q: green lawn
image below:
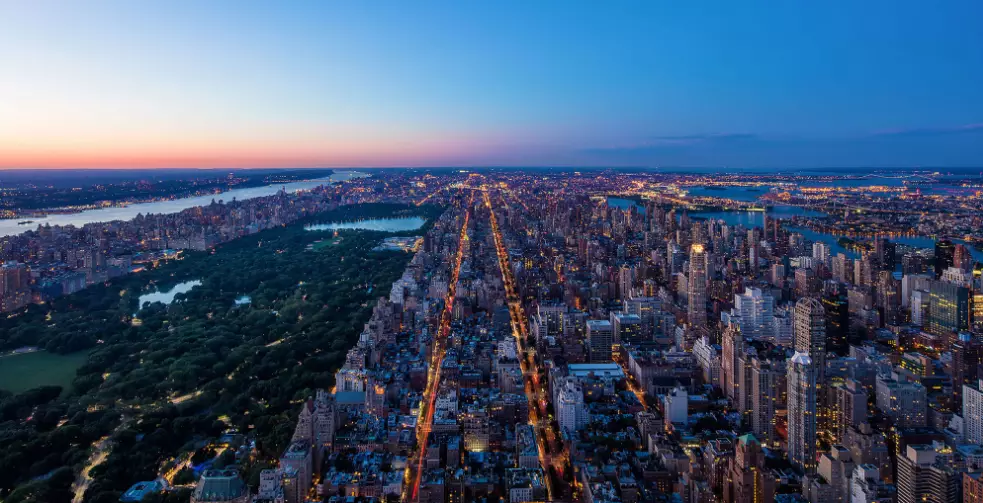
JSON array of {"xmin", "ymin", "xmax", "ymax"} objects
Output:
[
  {"xmin": 311, "ymin": 237, "xmax": 343, "ymax": 250},
  {"xmin": 0, "ymin": 350, "xmax": 89, "ymax": 394}
]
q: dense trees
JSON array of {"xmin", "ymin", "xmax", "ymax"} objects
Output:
[{"xmin": 0, "ymin": 203, "xmax": 442, "ymax": 503}]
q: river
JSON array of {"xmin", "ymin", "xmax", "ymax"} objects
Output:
[{"xmin": 0, "ymin": 171, "xmax": 368, "ymax": 238}]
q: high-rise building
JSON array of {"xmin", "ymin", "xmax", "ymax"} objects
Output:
[
  {"xmin": 822, "ymin": 296, "xmax": 850, "ymax": 355},
  {"xmin": 874, "ymin": 238, "xmax": 896, "ymax": 271},
  {"xmin": 0, "ymin": 261, "xmax": 32, "ymax": 313},
  {"xmin": 732, "ymin": 287, "xmax": 775, "ymax": 341},
  {"xmin": 964, "ymin": 379, "xmax": 983, "ymax": 445},
  {"xmin": 750, "ymin": 355, "xmax": 786, "ymax": 449},
  {"xmin": 721, "ymin": 324, "xmax": 744, "ymax": 403},
  {"xmin": 832, "ymin": 253, "xmax": 853, "ymax": 284},
  {"xmin": 723, "ymin": 434, "xmax": 775, "ymax": 503},
  {"xmin": 795, "ymin": 267, "xmax": 818, "ymax": 297},
  {"xmin": 279, "ymin": 439, "xmax": 312, "ymax": 502},
  {"xmin": 911, "ymin": 289, "xmax": 931, "ymax": 327},
  {"xmin": 693, "ymin": 335, "xmax": 721, "ymax": 387},
  {"xmin": 788, "ymin": 352, "xmax": 818, "ymax": 472},
  {"xmin": 876, "ymin": 270, "xmax": 901, "ymax": 326},
  {"xmin": 902, "ymin": 253, "xmax": 928, "ymax": 275},
  {"xmin": 966, "ymin": 472, "xmax": 983, "ymax": 503},
  {"xmin": 935, "ymin": 239, "xmax": 956, "ymax": 278},
  {"xmin": 874, "ymin": 372, "xmax": 927, "ymax": 428},
  {"xmin": 896, "ymin": 444, "xmax": 960, "ymax": 503},
  {"xmin": 833, "ymin": 379, "xmax": 867, "ymax": 440},
  {"xmin": 851, "ymin": 465, "xmax": 894, "ymax": 503},
  {"xmin": 817, "ymin": 445, "xmax": 855, "ymax": 503},
  {"xmin": 688, "ymin": 244, "xmax": 708, "ymax": 327},
  {"xmin": 952, "ymin": 333, "xmax": 983, "ymax": 412},
  {"xmin": 794, "ymin": 298, "xmax": 827, "ymax": 385},
  {"xmin": 556, "ymin": 378, "xmax": 588, "ymax": 434},
  {"xmin": 955, "ymin": 243, "xmax": 974, "ymax": 272},
  {"xmin": 624, "ymin": 296, "xmax": 661, "ymax": 338},
  {"xmin": 813, "ymin": 242, "xmax": 831, "ymax": 266},
  {"xmin": 586, "ymin": 319, "xmax": 614, "ymax": 362},
  {"xmin": 927, "ymin": 280, "xmax": 970, "ymax": 335},
  {"xmin": 610, "ymin": 312, "xmax": 642, "ymax": 346},
  {"xmin": 855, "ymin": 256, "xmax": 874, "ymax": 287}
]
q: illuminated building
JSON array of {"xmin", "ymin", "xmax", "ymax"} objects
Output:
[
  {"xmin": 934, "ymin": 239, "xmax": 955, "ymax": 278},
  {"xmin": 750, "ymin": 355, "xmax": 786, "ymax": 449},
  {"xmin": 874, "ymin": 372, "xmax": 927, "ymax": 428},
  {"xmin": 586, "ymin": 319, "xmax": 614, "ymax": 362},
  {"xmin": 952, "ymin": 333, "xmax": 983, "ymax": 412},
  {"xmin": 732, "ymin": 287, "xmax": 775, "ymax": 341},
  {"xmin": 794, "ymin": 298, "xmax": 827, "ymax": 385},
  {"xmin": 723, "ymin": 434, "xmax": 775, "ymax": 503},
  {"xmin": 927, "ymin": 280, "xmax": 970, "ymax": 335},
  {"xmin": 721, "ymin": 324, "xmax": 744, "ymax": 403},
  {"xmin": 191, "ymin": 469, "xmax": 250, "ymax": 503},
  {"xmin": 788, "ymin": 352, "xmax": 818, "ymax": 473},
  {"xmin": 896, "ymin": 444, "xmax": 959, "ymax": 503},
  {"xmin": 687, "ymin": 244, "xmax": 708, "ymax": 327}
]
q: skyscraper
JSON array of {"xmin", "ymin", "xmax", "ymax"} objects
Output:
[
  {"xmin": 750, "ymin": 355, "xmax": 786, "ymax": 449},
  {"xmin": 927, "ymin": 280, "xmax": 970, "ymax": 336},
  {"xmin": 874, "ymin": 238, "xmax": 896, "ymax": 271},
  {"xmin": 556, "ymin": 378, "xmax": 588, "ymax": 435},
  {"xmin": 586, "ymin": 319, "xmax": 614, "ymax": 362},
  {"xmin": 721, "ymin": 324, "xmax": 744, "ymax": 403},
  {"xmin": 788, "ymin": 352, "xmax": 818, "ymax": 472},
  {"xmin": 935, "ymin": 239, "xmax": 955, "ymax": 278},
  {"xmin": 688, "ymin": 244, "xmax": 707, "ymax": 327},
  {"xmin": 723, "ymin": 434, "xmax": 776, "ymax": 503},
  {"xmin": 794, "ymin": 297, "xmax": 827, "ymax": 384},
  {"xmin": 896, "ymin": 445, "xmax": 960, "ymax": 503},
  {"xmin": 733, "ymin": 287, "xmax": 775, "ymax": 341},
  {"xmin": 952, "ymin": 333, "xmax": 983, "ymax": 412},
  {"xmin": 964, "ymin": 379, "xmax": 983, "ymax": 445}
]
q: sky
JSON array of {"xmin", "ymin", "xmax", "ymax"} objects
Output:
[{"xmin": 1, "ymin": 1, "xmax": 982, "ymax": 169}]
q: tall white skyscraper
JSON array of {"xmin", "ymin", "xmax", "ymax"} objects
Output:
[
  {"xmin": 788, "ymin": 352, "xmax": 818, "ymax": 472},
  {"xmin": 556, "ymin": 378, "xmax": 588, "ymax": 434},
  {"xmin": 813, "ymin": 242, "xmax": 831, "ymax": 266},
  {"xmin": 964, "ymin": 379, "xmax": 983, "ymax": 445},
  {"xmin": 734, "ymin": 287, "xmax": 775, "ymax": 340},
  {"xmin": 688, "ymin": 244, "xmax": 707, "ymax": 327}
]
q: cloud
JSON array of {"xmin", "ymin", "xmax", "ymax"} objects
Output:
[
  {"xmin": 577, "ymin": 124, "xmax": 983, "ymax": 168},
  {"xmin": 869, "ymin": 123, "xmax": 983, "ymax": 138}
]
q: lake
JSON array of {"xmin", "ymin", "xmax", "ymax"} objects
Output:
[
  {"xmin": 137, "ymin": 280, "xmax": 202, "ymax": 311},
  {"xmin": 0, "ymin": 171, "xmax": 368, "ymax": 238},
  {"xmin": 305, "ymin": 216, "xmax": 427, "ymax": 232},
  {"xmin": 0, "ymin": 350, "xmax": 89, "ymax": 394}
]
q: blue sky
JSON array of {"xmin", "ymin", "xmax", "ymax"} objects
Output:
[{"xmin": 1, "ymin": 1, "xmax": 981, "ymax": 168}]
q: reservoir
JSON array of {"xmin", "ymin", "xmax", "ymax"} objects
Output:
[
  {"xmin": 305, "ymin": 216, "xmax": 427, "ymax": 232},
  {"xmin": 137, "ymin": 280, "xmax": 202, "ymax": 311},
  {"xmin": 0, "ymin": 171, "xmax": 368, "ymax": 238}
]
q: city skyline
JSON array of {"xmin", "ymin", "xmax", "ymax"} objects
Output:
[{"xmin": 3, "ymin": 1, "xmax": 983, "ymax": 169}]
